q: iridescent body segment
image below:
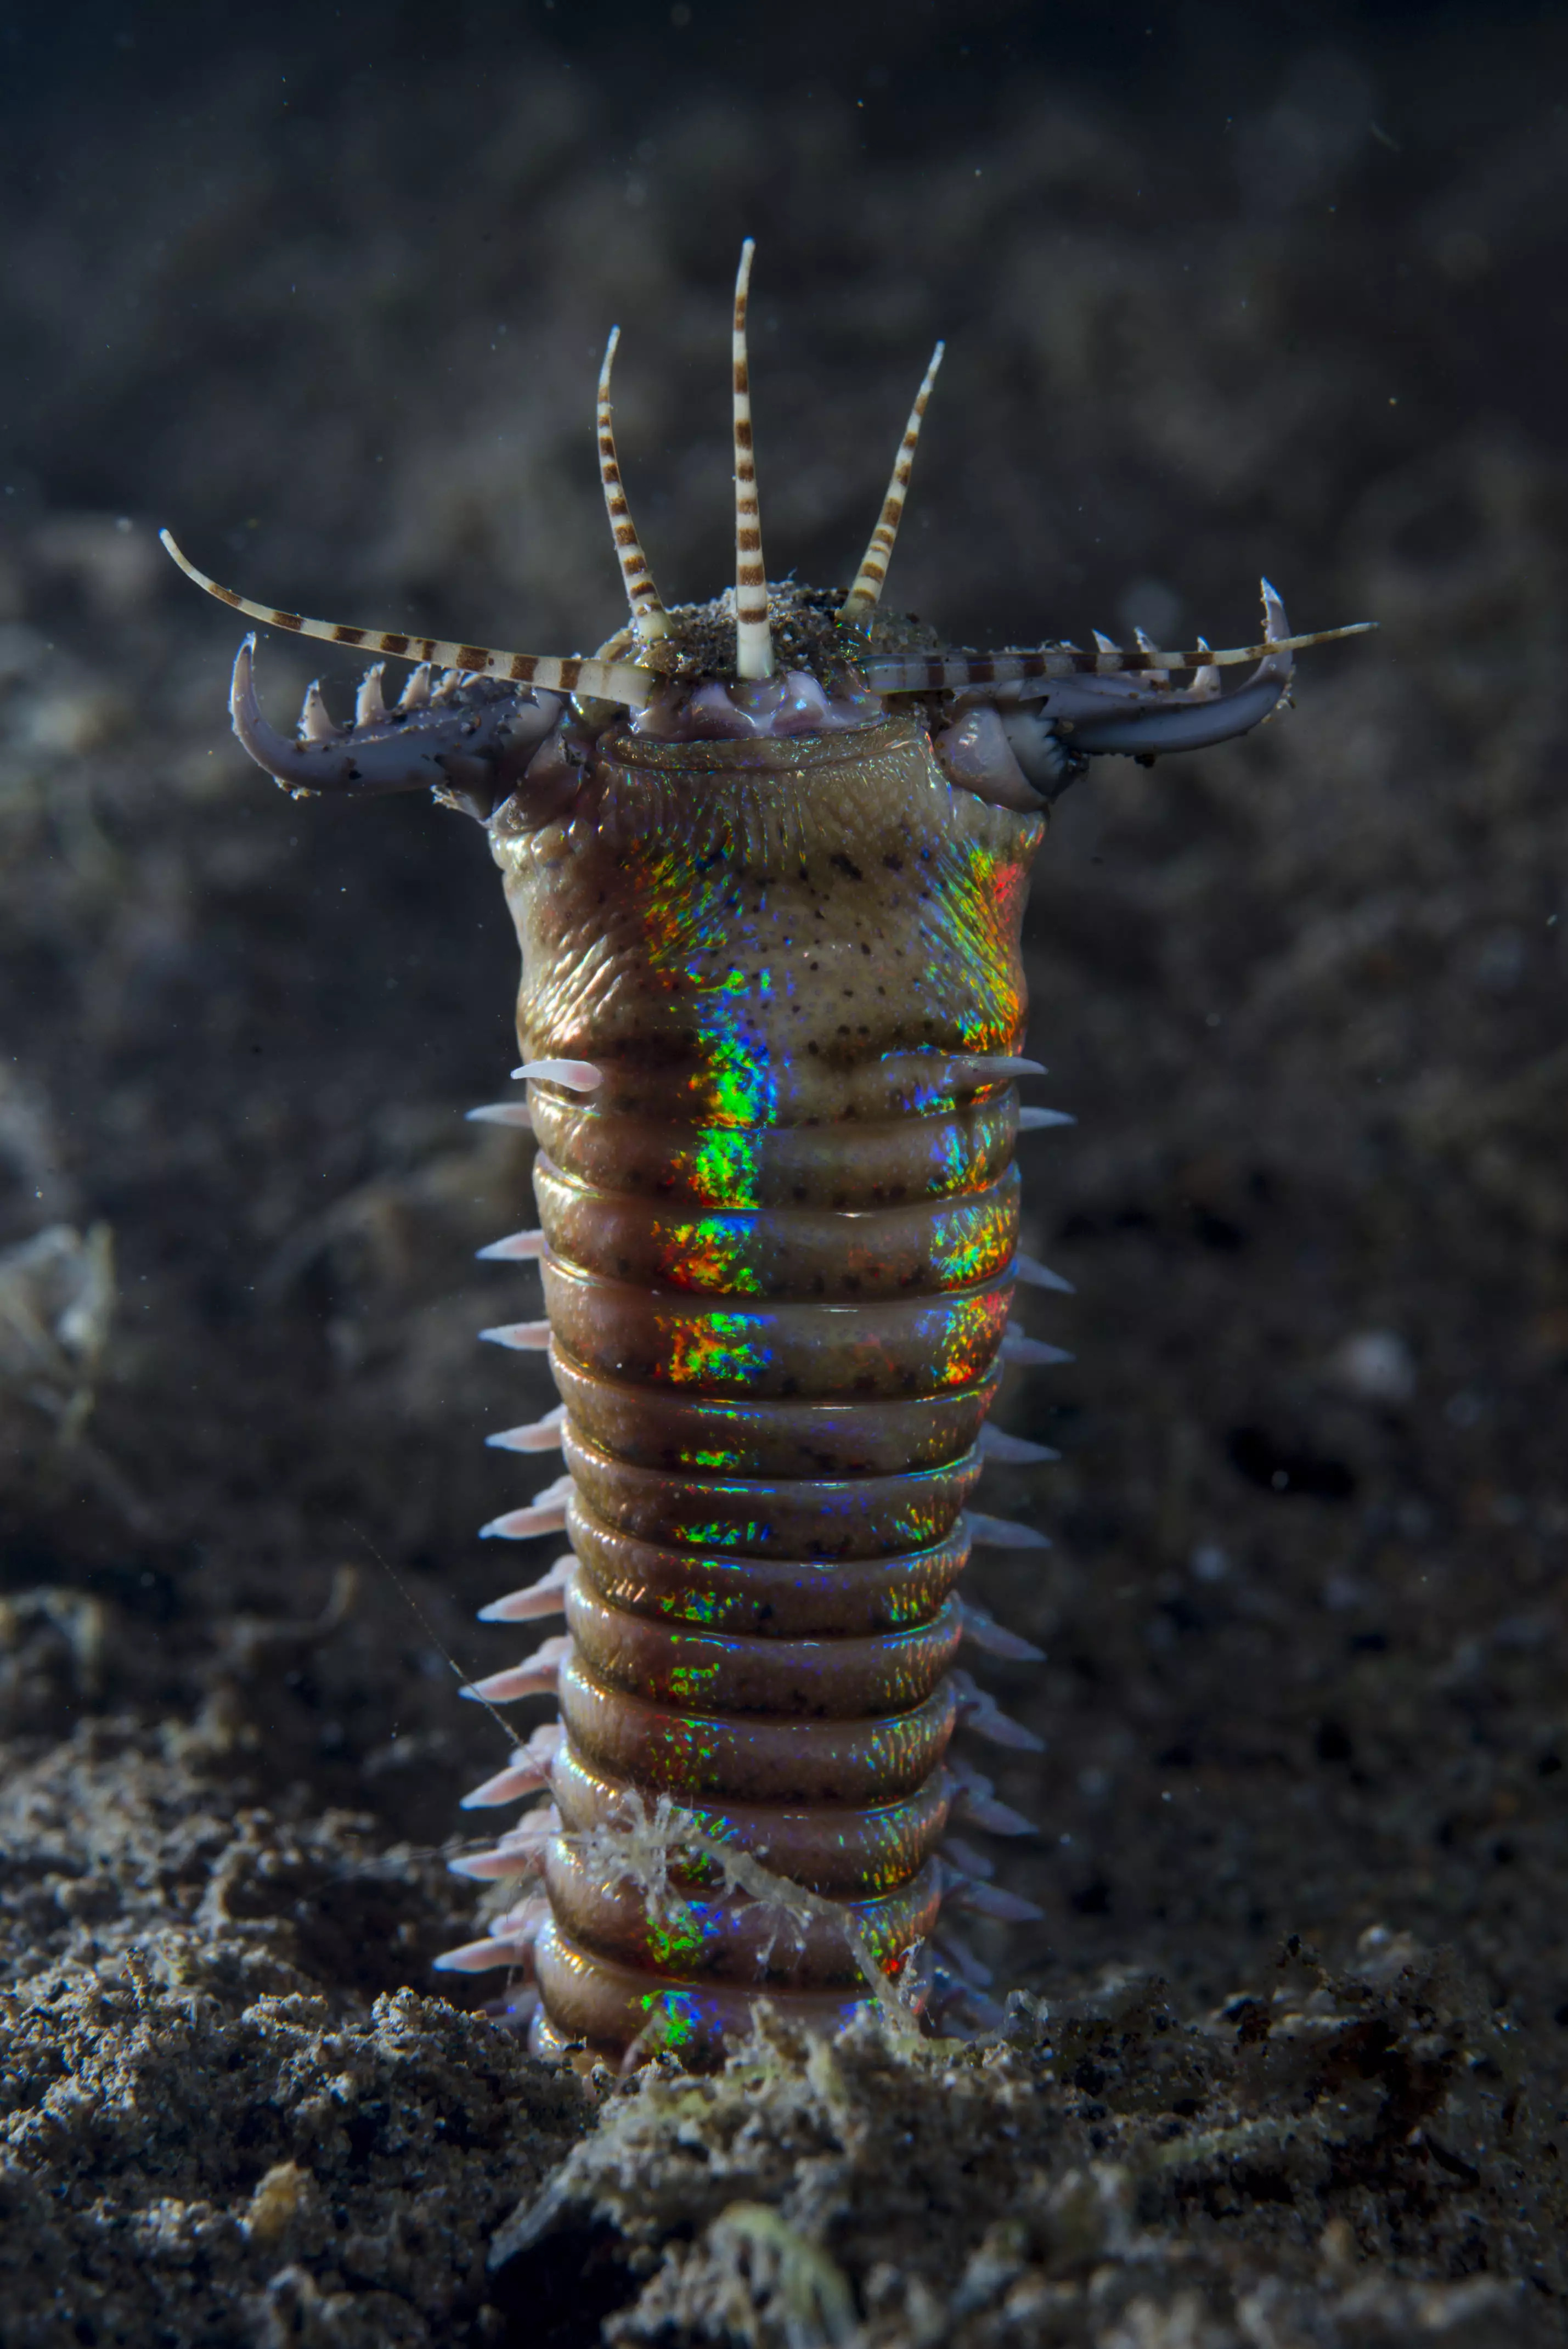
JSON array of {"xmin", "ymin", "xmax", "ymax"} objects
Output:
[
  {"xmin": 163, "ymin": 245, "xmax": 1369, "ymax": 2068},
  {"xmin": 490, "ymin": 720, "xmax": 1040, "ymax": 2058}
]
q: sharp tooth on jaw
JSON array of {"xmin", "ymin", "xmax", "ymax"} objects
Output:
[
  {"xmin": 1013, "ymin": 1252, "xmax": 1074, "ymax": 1295},
  {"xmin": 476, "ymin": 1552, "xmax": 574, "ymax": 1620},
  {"xmin": 1018, "ymin": 1107, "xmax": 1076, "ymax": 1131},
  {"xmin": 1260, "ymin": 577, "xmax": 1289, "ymax": 643},
  {"xmin": 1134, "ymin": 627, "xmax": 1174, "ymax": 690},
  {"xmin": 477, "ymin": 1230, "xmax": 547, "ymax": 1262},
  {"xmin": 1092, "ymin": 630, "xmax": 1121, "ymax": 658},
  {"xmin": 400, "ymin": 663, "xmax": 433, "ymax": 709},
  {"xmin": 354, "ymin": 664, "xmax": 387, "ymax": 726},
  {"xmin": 1189, "ymin": 638, "xmax": 1221, "ymax": 700},
  {"xmin": 484, "ymin": 1407, "xmax": 565, "ymax": 1452},
  {"xmin": 298, "ymin": 680, "xmax": 342, "ymax": 743}
]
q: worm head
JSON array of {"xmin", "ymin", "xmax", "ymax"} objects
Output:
[{"xmin": 163, "ymin": 244, "xmax": 1371, "ymax": 829}]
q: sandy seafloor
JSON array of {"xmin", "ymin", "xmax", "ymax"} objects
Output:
[{"xmin": 0, "ymin": 2, "xmax": 1565, "ymax": 2340}]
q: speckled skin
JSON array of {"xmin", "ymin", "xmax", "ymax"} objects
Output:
[
  {"xmin": 492, "ymin": 717, "xmax": 1040, "ymax": 1119},
  {"xmin": 488, "ymin": 713, "xmax": 1044, "ymax": 2061}
]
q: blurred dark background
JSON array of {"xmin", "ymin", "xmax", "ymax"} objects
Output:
[{"xmin": 0, "ymin": 0, "xmax": 1563, "ymax": 2075}]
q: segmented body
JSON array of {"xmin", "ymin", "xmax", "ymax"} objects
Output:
[
  {"xmin": 165, "ymin": 246, "xmax": 1367, "ymax": 2065},
  {"xmin": 486, "ymin": 719, "xmax": 1040, "ymax": 2057}
]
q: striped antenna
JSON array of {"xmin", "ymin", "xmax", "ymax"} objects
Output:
[
  {"xmin": 731, "ymin": 239, "xmax": 774, "ymax": 680},
  {"xmin": 841, "ymin": 342, "xmax": 945, "ymax": 629},
  {"xmin": 861, "ymin": 621, "xmax": 1376, "ymax": 696},
  {"xmin": 597, "ymin": 328, "xmax": 670, "ymax": 644},
  {"xmin": 159, "ymin": 532, "xmax": 657, "ymax": 709}
]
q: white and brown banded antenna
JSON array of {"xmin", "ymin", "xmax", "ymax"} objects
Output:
[
  {"xmin": 158, "ymin": 532, "xmax": 658, "ymax": 709},
  {"xmin": 860, "ymin": 616, "xmax": 1375, "ymax": 696},
  {"xmin": 840, "ymin": 341, "xmax": 945, "ymax": 632},
  {"xmin": 597, "ymin": 327, "xmax": 670, "ymax": 645},
  {"xmin": 731, "ymin": 238, "xmax": 775, "ymax": 681},
  {"xmin": 165, "ymin": 260, "xmax": 1374, "ymax": 737}
]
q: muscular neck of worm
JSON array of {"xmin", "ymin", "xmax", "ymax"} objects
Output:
[{"xmin": 485, "ymin": 740, "xmax": 1044, "ymax": 2058}]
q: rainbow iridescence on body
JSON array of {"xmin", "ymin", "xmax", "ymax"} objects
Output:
[{"xmin": 487, "ymin": 716, "xmax": 1045, "ymax": 2061}]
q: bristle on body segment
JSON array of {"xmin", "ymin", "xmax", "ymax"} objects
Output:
[
  {"xmin": 512, "ymin": 1060, "xmax": 605, "ymax": 1091},
  {"xmin": 730, "ymin": 239, "xmax": 775, "ymax": 681},
  {"xmin": 597, "ymin": 328, "xmax": 670, "ymax": 644},
  {"xmin": 841, "ymin": 341, "xmax": 945, "ymax": 629},
  {"xmin": 158, "ymin": 532, "xmax": 658, "ymax": 709}
]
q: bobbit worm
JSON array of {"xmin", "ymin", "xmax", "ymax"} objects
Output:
[{"xmin": 163, "ymin": 243, "xmax": 1370, "ymax": 2066}]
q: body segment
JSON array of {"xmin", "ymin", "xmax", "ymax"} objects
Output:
[{"xmin": 484, "ymin": 719, "xmax": 1042, "ymax": 2058}]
